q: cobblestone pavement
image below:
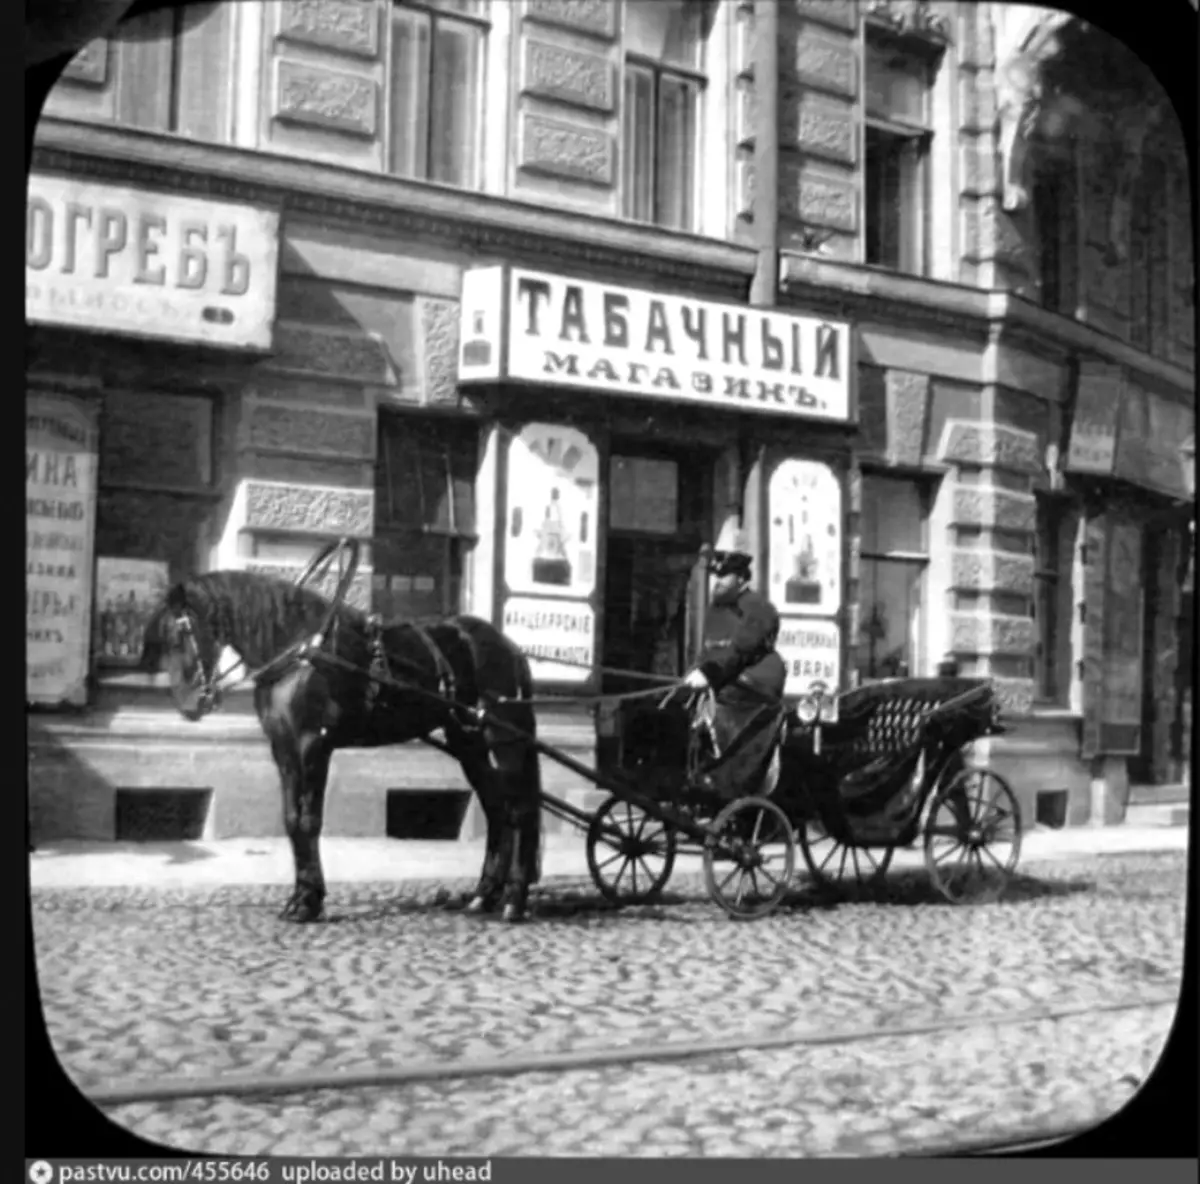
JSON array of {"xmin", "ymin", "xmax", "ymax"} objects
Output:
[{"xmin": 32, "ymin": 851, "xmax": 1186, "ymax": 1156}]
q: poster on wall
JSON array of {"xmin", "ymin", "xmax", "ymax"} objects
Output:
[
  {"xmin": 777, "ymin": 618, "xmax": 840, "ymax": 718},
  {"xmin": 502, "ymin": 596, "xmax": 595, "ymax": 684},
  {"xmin": 1079, "ymin": 516, "xmax": 1107, "ymax": 760},
  {"xmin": 94, "ymin": 557, "xmax": 170, "ymax": 665},
  {"xmin": 1098, "ymin": 517, "xmax": 1144, "ymax": 755},
  {"xmin": 504, "ymin": 424, "xmax": 599, "ymax": 600},
  {"xmin": 27, "ymin": 392, "xmax": 99, "ymax": 706},
  {"xmin": 1065, "ymin": 361, "xmax": 1121, "ymax": 475},
  {"xmin": 767, "ymin": 459, "xmax": 842, "ymax": 616}
]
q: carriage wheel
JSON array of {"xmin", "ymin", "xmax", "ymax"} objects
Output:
[
  {"xmin": 585, "ymin": 797, "xmax": 677, "ymax": 906},
  {"xmin": 703, "ymin": 796, "xmax": 795, "ymax": 920},
  {"xmin": 295, "ymin": 537, "xmax": 361, "ymax": 610},
  {"xmin": 923, "ymin": 767, "xmax": 1022, "ymax": 904},
  {"xmin": 797, "ymin": 818, "xmax": 895, "ymax": 896}
]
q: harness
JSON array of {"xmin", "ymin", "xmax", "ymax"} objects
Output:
[{"xmin": 361, "ymin": 616, "xmax": 460, "ymax": 723}]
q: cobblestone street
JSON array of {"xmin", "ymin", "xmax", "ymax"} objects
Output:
[{"xmin": 32, "ymin": 850, "xmax": 1186, "ymax": 1156}]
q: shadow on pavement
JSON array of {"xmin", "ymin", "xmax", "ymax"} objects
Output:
[{"xmin": 777, "ymin": 867, "xmax": 1095, "ymax": 911}]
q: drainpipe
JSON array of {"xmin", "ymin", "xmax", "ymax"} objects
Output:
[
  {"xmin": 749, "ymin": 0, "xmax": 780, "ymax": 310},
  {"xmin": 742, "ymin": 0, "xmax": 779, "ymax": 590}
]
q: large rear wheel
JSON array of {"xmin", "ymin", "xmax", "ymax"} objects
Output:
[{"xmin": 923, "ymin": 767, "xmax": 1022, "ymax": 904}]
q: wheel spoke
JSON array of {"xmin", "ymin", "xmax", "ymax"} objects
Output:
[
  {"xmin": 596, "ymin": 850, "xmax": 625, "ymax": 870},
  {"xmin": 613, "ymin": 859, "xmax": 629, "ymax": 889},
  {"xmin": 630, "ymin": 858, "xmax": 640, "ymax": 897},
  {"xmin": 719, "ymin": 864, "xmax": 741, "ymax": 893},
  {"xmin": 934, "ymin": 841, "xmax": 965, "ymax": 866},
  {"xmin": 751, "ymin": 810, "xmax": 764, "ymax": 844},
  {"xmin": 817, "ymin": 842, "xmax": 840, "ymax": 873},
  {"xmin": 837, "ymin": 844, "xmax": 850, "ymax": 880},
  {"xmin": 981, "ymin": 844, "xmax": 1009, "ymax": 873},
  {"xmin": 733, "ymin": 872, "xmax": 748, "ymax": 907}
]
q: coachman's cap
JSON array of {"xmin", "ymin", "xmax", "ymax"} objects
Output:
[{"xmin": 706, "ymin": 527, "xmax": 753, "ymax": 577}]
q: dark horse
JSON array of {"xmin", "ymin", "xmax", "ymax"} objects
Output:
[{"xmin": 142, "ymin": 555, "xmax": 543, "ymax": 923}]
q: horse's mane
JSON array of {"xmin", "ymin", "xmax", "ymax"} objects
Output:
[{"xmin": 142, "ymin": 569, "xmax": 369, "ymax": 671}]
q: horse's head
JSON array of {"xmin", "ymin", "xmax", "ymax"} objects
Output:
[{"xmin": 141, "ymin": 584, "xmax": 224, "ymax": 721}]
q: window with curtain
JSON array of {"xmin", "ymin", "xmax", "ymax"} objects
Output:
[
  {"xmin": 1032, "ymin": 496, "xmax": 1064, "ymax": 703},
  {"xmin": 389, "ymin": 0, "xmax": 488, "ymax": 190},
  {"xmin": 622, "ymin": 0, "xmax": 712, "ymax": 231},
  {"xmin": 857, "ymin": 474, "xmax": 929, "ymax": 682},
  {"xmin": 374, "ymin": 414, "xmax": 478, "ymax": 621},
  {"xmin": 863, "ymin": 31, "xmax": 935, "ymax": 275}
]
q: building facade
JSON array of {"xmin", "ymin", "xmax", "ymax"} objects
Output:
[{"xmin": 26, "ymin": 0, "xmax": 1194, "ymax": 843}]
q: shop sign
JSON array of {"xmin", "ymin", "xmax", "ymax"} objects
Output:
[
  {"xmin": 504, "ymin": 423, "xmax": 599, "ymax": 600},
  {"xmin": 27, "ymin": 392, "xmax": 98, "ymax": 706},
  {"xmin": 502, "ymin": 596, "xmax": 595, "ymax": 684},
  {"xmin": 26, "ymin": 173, "xmax": 280, "ymax": 350},
  {"xmin": 778, "ymin": 618, "xmax": 840, "ymax": 716},
  {"xmin": 1065, "ymin": 362, "xmax": 1120, "ymax": 475},
  {"xmin": 94, "ymin": 557, "xmax": 170, "ymax": 665},
  {"xmin": 767, "ymin": 459, "xmax": 842, "ymax": 617},
  {"xmin": 458, "ymin": 266, "xmax": 853, "ymax": 424},
  {"xmin": 1114, "ymin": 381, "xmax": 1194, "ymax": 501}
]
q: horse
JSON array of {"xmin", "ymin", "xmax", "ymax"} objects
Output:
[{"xmin": 141, "ymin": 553, "xmax": 543, "ymax": 923}]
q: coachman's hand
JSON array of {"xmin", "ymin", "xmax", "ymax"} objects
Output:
[{"xmin": 683, "ymin": 668, "xmax": 710, "ymax": 690}]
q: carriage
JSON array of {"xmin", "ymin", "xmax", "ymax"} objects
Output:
[{"xmin": 154, "ymin": 538, "xmax": 1023, "ymax": 922}]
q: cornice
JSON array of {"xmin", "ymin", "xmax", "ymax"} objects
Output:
[
  {"xmin": 781, "ymin": 253, "xmax": 1195, "ymax": 395},
  {"xmin": 32, "ymin": 118, "xmax": 757, "ymax": 296}
]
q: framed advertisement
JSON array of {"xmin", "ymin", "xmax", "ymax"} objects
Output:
[
  {"xmin": 503, "ymin": 423, "xmax": 599, "ymax": 600},
  {"xmin": 93, "ymin": 556, "xmax": 170, "ymax": 666},
  {"xmin": 767, "ymin": 459, "xmax": 843, "ymax": 616}
]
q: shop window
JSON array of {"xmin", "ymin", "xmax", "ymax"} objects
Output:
[
  {"xmin": 374, "ymin": 414, "xmax": 477, "ymax": 620},
  {"xmin": 1032, "ymin": 496, "xmax": 1066, "ymax": 704},
  {"xmin": 857, "ymin": 474, "xmax": 929, "ymax": 682},
  {"xmin": 389, "ymin": 0, "xmax": 488, "ymax": 191},
  {"xmin": 1033, "ymin": 150, "xmax": 1080, "ymax": 317},
  {"xmin": 622, "ymin": 0, "xmax": 713, "ymax": 232},
  {"xmin": 864, "ymin": 32, "xmax": 934, "ymax": 276},
  {"xmin": 93, "ymin": 390, "xmax": 219, "ymax": 673}
]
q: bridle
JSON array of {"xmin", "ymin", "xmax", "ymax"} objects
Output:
[{"xmin": 167, "ymin": 609, "xmax": 225, "ymax": 717}]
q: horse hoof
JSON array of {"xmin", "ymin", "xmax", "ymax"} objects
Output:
[
  {"xmin": 464, "ymin": 896, "xmax": 490, "ymax": 915},
  {"xmin": 501, "ymin": 902, "xmax": 526, "ymax": 923},
  {"xmin": 279, "ymin": 897, "xmax": 323, "ymax": 923}
]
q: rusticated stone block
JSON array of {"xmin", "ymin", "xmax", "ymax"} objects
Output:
[
  {"xmin": 857, "ymin": 366, "xmax": 888, "ymax": 453},
  {"xmin": 959, "ymin": 74, "xmax": 996, "ymax": 132},
  {"xmin": 950, "ymin": 612, "xmax": 1036, "ymax": 657},
  {"xmin": 956, "ymin": 5, "xmax": 994, "ymax": 68},
  {"xmin": 793, "ymin": 91, "xmax": 856, "ymax": 163},
  {"xmin": 275, "ymin": 60, "xmax": 378, "ymax": 137},
  {"xmin": 990, "ymin": 676, "xmax": 1034, "ymax": 717},
  {"xmin": 248, "ymin": 455, "xmax": 373, "ymax": 488},
  {"xmin": 950, "ymin": 548, "xmax": 1035, "ymax": 597},
  {"xmin": 419, "ymin": 297, "xmax": 460, "ymax": 407},
  {"xmin": 960, "ymin": 139, "xmax": 999, "ymax": 197},
  {"xmin": 523, "ymin": 39, "xmax": 614, "ymax": 112},
  {"xmin": 791, "ymin": 29, "xmax": 857, "ymax": 98},
  {"xmin": 524, "ymin": 0, "xmax": 616, "ymax": 39},
  {"xmin": 247, "ymin": 405, "xmax": 375, "ymax": 458},
  {"xmin": 519, "ymin": 114, "xmax": 614, "ymax": 185},
  {"xmin": 245, "ymin": 561, "xmax": 372, "ymax": 612},
  {"xmin": 792, "ymin": 0, "xmax": 858, "ymax": 29},
  {"xmin": 62, "ymin": 39, "xmax": 109, "ymax": 85},
  {"xmin": 962, "ymin": 197, "xmax": 1029, "ymax": 265},
  {"xmin": 270, "ymin": 323, "xmax": 393, "ymax": 384},
  {"xmin": 785, "ymin": 164, "xmax": 857, "ymax": 233},
  {"xmin": 937, "ymin": 420, "xmax": 1042, "ymax": 474},
  {"xmin": 244, "ymin": 481, "xmax": 374, "ymax": 537},
  {"xmin": 885, "ymin": 369, "xmax": 929, "ymax": 466},
  {"xmin": 952, "ymin": 486, "xmax": 1037, "ymax": 533},
  {"xmin": 278, "ymin": 0, "xmax": 379, "ymax": 57}
]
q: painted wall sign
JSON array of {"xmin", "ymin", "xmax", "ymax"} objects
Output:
[
  {"xmin": 777, "ymin": 618, "xmax": 841, "ymax": 715},
  {"xmin": 94, "ymin": 557, "xmax": 170, "ymax": 665},
  {"xmin": 504, "ymin": 423, "xmax": 599, "ymax": 600},
  {"xmin": 502, "ymin": 596, "xmax": 595, "ymax": 684},
  {"xmin": 767, "ymin": 459, "xmax": 842, "ymax": 616},
  {"xmin": 27, "ymin": 392, "xmax": 99, "ymax": 706},
  {"xmin": 26, "ymin": 173, "xmax": 280, "ymax": 350},
  {"xmin": 1065, "ymin": 361, "xmax": 1121, "ymax": 475},
  {"xmin": 458, "ymin": 265, "xmax": 853, "ymax": 423}
]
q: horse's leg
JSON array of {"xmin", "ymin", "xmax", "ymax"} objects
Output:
[
  {"xmin": 492, "ymin": 732, "xmax": 544, "ymax": 924},
  {"xmin": 455, "ymin": 744, "xmax": 507, "ymax": 915},
  {"xmin": 272, "ymin": 728, "xmax": 332, "ymax": 923}
]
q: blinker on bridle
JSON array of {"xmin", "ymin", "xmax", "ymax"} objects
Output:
[{"xmin": 168, "ymin": 610, "xmax": 223, "ymax": 717}]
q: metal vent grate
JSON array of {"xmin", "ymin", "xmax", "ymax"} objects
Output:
[
  {"xmin": 386, "ymin": 790, "xmax": 470, "ymax": 841},
  {"xmin": 115, "ymin": 789, "xmax": 212, "ymax": 842}
]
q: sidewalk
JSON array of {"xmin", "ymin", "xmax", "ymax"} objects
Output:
[{"xmin": 28, "ymin": 821, "xmax": 1189, "ymax": 892}]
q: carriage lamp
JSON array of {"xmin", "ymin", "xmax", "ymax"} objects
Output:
[{"xmin": 795, "ymin": 693, "xmax": 822, "ymax": 725}]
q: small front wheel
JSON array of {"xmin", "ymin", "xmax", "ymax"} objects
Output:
[
  {"xmin": 703, "ymin": 796, "xmax": 795, "ymax": 920},
  {"xmin": 923, "ymin": 767, "xmax": 1022, "ymax": 904},
  {"xmin": 797, "ymin": 818, "xmax": 894, "ymax": 896},
  {"xmin": 586, "ymin": 796, "xmax": 677, "ymax": 905}
]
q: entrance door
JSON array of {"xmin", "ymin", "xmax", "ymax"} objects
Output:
[{"xmin": 601, "ymin": 446, "xmax": 710, "ymax": 694}]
